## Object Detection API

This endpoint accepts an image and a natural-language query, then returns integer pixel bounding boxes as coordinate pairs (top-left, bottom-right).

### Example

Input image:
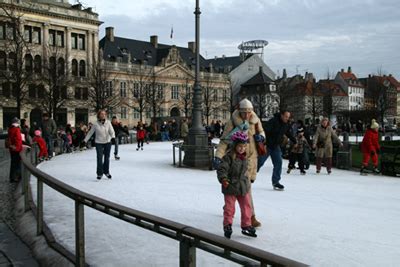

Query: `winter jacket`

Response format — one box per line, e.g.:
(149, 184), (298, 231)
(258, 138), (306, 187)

(84, 120), (115, 144)
(136, 129), (146, 140)
(361, 128), (380, 154)
(263, 113), (296, 148)
(313, 125), (341, 158)
(216, 110), (265, 182)
(217, 151), (250, 196)
(33, 136), (48, 157)
(112, 122), (127, 137)
(180, 122), (189, 138)
(290, 135), (309, 154)
(41, 118), (57, 137)
(8, 125), (23, 153)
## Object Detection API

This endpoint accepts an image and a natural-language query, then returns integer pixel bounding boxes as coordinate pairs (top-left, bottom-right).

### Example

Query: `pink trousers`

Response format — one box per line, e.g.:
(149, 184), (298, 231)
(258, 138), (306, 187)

(223, 193), (252, 228)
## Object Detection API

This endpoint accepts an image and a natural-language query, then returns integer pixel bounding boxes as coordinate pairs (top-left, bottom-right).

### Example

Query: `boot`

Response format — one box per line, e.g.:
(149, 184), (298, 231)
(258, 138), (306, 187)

(251, 215), (261, 227)
(241, 226), (257, 237)
(373, 167), (380, 174)
(224, 224), (232, 239)
(316, 157), (322, 174)
(326, 158), (333, 174)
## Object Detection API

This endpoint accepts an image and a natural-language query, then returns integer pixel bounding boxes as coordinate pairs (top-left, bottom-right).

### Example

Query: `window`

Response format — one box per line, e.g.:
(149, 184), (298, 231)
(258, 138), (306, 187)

(82, 87), (88, 100)
(49, 30), (56, 46)
(171, 85), (179, 100)
(133, 83), (139, 97)
(213, 89), (218, 102)
(0, 51), (6, 70)
(34, 55), (41, 74)
(6, 23), (15, 40)
(56, 31), (64, 47)
(33, 27), (41, 44)
(61, 86), (67, 99)
(72, 59), (78, 76)
(58, 58), (65, 75)
(25, 54), (33, 73)
(145, 108), (151, 119)
(121, 107), (127, 119)
(120, 81), (127, 97)
(37, 84), (45, 99)
(157, 84), (164, 99)
(222, 90), (227, 102)
(108, 107), (114, 120)
(8, 52), (16, 72)
(71, 33), (78, 49)
(49, 56), (57, 77)
(29, 84), (36, 98)
(49, 30), (64, 47)
(2, 82), (10, 97)
(24, 26), (31, 42)
(79, 60), (85, 77)
(223, 110), (228, 120)
(75, 87), (82, 99)
(133, 110), (140, 119)
(78, 35), (85, 50)
(105, 81), (113, 97)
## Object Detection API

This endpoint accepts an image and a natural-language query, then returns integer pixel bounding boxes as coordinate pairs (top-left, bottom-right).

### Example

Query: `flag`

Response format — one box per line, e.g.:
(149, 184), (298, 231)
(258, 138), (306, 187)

(170, 26), (173, 39)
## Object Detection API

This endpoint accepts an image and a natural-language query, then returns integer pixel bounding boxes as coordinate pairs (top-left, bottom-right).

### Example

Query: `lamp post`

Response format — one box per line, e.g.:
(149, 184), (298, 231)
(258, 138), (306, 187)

(183, 0), (209, 168)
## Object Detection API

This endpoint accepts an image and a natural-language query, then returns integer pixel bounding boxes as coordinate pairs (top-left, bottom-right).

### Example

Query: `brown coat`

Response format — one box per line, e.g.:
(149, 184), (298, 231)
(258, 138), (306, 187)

(216, 110), (265, 181)
(313, 125), (341, 158)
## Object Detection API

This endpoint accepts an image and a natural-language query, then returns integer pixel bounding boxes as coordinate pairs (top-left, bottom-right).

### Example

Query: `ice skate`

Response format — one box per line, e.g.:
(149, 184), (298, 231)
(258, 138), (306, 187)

(241, 226), (257, 237)
(224, 224), (232, 239)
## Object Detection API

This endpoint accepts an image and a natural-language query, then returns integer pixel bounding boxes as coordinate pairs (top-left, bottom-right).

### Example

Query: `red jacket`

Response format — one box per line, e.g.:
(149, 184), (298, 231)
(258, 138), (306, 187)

(361, 129), (380, 154)
(8, 126), (23, 153)
(136, 129), (146, 140)
(33, 136), (48, 157)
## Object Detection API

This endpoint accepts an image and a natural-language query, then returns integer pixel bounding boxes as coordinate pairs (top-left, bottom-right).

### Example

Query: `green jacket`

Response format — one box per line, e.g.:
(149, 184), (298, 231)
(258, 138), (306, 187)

(217, 152), (250, 196)
(41, 118), (57, 137)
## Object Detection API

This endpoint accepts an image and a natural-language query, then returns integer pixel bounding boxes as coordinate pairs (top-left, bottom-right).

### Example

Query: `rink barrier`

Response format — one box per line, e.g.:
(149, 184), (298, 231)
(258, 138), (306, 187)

(20, 146), (308, 267)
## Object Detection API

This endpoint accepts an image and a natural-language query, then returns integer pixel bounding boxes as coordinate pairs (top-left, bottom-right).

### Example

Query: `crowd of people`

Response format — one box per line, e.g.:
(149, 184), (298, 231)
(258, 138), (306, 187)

(5, 99), (384, 239)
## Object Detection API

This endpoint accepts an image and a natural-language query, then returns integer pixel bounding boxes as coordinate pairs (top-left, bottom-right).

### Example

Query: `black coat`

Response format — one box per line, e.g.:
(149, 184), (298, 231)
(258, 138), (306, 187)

(263, 113), (297, 148)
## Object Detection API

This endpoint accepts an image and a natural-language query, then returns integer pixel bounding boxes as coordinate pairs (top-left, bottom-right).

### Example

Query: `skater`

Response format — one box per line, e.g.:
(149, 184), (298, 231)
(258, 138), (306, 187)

(313, 118), (343, 174)
(215, 98), (265, 227)
(287, 127), (310, 175)
(41, 113), (57, 158)
(136, 126), (146, 151)
(257, 110), (297, 191)
(33, 130), (49, 161)
(7, 118), (23, 183)
(111, 116), (126, 160)
(217, 131), (257, 239)
(360, 119), (380, 174)
(160, 121), (169, 142)
(83, 110), (115, 180)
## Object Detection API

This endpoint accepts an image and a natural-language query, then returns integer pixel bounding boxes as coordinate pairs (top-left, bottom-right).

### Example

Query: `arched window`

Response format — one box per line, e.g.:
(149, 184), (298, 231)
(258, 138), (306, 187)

(79, 60), (85, 77)
(0, 51), (6, 70)
(25, 54), (33, 72)
(72, 59), (78, 76)
(57, 57), (65, 75)
(49, 56), (56, 77)
(8, 52), (16, 71)
(34, 55), (41, 74)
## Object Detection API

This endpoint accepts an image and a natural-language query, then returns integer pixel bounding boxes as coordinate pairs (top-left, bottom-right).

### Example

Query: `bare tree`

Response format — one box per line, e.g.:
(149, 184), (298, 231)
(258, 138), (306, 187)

(0, 5), (34, 118)
(127, 64), (151, 122)
(39, 46), (73, 118)
(145, 68), (166, 123)
(322, 69), (346, 119)
(202, 75), (218, 125)
(87, 53), (120, 112)
(179, 77), (193, 118)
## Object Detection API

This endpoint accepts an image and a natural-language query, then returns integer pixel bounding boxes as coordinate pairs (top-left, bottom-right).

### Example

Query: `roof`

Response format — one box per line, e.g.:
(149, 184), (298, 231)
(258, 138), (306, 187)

(294, 81), (324, 96)
(338, 71), (365, 88)
(99, 36), (208, 68)
(318, 80), (348, 96)
(241, 68), (274, 87)
(204, 55), (252, 73)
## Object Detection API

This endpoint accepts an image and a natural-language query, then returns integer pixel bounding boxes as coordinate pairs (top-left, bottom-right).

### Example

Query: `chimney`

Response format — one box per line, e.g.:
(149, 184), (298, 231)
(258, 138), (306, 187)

(188, 42), (196, 53)
(222, 54), (226, 59)
(341, 68), (344, 73)
(389, 74), (392, 77)
(106, 27), (114, 42)
(368, 74), (371, 78)
(150, 35), (158, 48)
(348, 66), (352, 73)
(259, 66), (263, 73)
(283, 68), (287, 79)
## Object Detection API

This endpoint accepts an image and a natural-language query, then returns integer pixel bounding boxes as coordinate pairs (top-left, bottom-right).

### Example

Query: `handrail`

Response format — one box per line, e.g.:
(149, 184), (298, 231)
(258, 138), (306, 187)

(20, 145), (308, 267)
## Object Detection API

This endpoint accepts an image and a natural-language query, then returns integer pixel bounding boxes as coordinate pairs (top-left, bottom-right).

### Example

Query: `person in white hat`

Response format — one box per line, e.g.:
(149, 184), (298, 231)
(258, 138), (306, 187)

(215, 98), (265, 227)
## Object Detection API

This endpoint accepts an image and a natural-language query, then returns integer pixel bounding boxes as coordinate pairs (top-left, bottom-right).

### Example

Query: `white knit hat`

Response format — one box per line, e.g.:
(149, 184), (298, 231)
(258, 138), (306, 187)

(370, 119), (379, 129)
(239, 98), (253, 112)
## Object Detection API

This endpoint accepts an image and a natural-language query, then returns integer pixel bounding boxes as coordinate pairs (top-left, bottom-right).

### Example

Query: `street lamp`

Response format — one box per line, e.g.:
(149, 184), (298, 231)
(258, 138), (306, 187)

(183, 0), (209, 168)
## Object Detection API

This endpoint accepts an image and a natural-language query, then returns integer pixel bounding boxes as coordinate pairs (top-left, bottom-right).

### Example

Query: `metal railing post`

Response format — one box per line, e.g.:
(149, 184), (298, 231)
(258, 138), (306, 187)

(22, 163), (30, 212)
(178, 145), (182, 167)
(37, 179), (43, 235)
(173, 144), (176, 166)
(180, 237), (196, 267)
(75, 201), (85, 267)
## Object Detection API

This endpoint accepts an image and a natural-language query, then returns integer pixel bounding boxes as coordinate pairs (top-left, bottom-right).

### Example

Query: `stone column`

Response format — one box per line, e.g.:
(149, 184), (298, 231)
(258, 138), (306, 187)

(65, 27), (72, 76)
(86, 31), (93, 78)
(42, 23), (49, 62)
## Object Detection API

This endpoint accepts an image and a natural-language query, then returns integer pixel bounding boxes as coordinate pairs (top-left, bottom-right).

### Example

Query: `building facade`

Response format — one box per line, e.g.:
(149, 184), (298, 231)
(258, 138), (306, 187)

(0, 0), (101, 129)
(334, 67), (365, 111)
(99, 27), (231, 127)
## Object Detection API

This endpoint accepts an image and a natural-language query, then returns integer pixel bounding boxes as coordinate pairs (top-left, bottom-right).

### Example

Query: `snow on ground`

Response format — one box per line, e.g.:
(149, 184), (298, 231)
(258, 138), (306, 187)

(30, 142), (400, 267)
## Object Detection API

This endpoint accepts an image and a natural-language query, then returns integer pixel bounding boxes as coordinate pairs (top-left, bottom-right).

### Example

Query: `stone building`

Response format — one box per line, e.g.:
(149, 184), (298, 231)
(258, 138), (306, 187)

(99, 27), (231, 127)
(0, 0), (101, 129)
(334, 67), (365, 111)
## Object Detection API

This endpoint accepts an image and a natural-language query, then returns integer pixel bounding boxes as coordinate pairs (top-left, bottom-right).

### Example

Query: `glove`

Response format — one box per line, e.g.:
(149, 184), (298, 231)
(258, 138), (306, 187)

(251, 179), (255, 184)
(371, 151), (376, 156)
(254, 134), (265, 143)
(213, 157), (222, 169)
(222, 179), (229, 188)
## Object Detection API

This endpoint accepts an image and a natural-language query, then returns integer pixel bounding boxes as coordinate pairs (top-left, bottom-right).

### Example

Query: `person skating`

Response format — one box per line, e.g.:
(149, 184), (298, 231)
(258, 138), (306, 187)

(83, 110), (115, 180)
(217, 131), (257, 239)
(258, 110), (297, 191)
(360, 119), (380, 175)
(313, 118), (343, 174)
(41, 113), (57, 158)
(215, 98), (265, 228)
(287, 128), (310, 175)
(111, 116), (126, 160)
(136, 126), (146, 151)
(33, 130), (49, 161)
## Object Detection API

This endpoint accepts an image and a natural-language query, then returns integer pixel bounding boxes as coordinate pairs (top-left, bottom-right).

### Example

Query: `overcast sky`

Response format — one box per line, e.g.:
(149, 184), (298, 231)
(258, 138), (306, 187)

(82, 0), (400, 79)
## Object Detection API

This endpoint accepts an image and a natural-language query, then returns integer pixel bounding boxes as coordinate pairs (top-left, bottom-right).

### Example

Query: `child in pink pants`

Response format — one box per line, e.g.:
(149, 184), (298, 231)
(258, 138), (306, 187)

(217, 131), (256, 239)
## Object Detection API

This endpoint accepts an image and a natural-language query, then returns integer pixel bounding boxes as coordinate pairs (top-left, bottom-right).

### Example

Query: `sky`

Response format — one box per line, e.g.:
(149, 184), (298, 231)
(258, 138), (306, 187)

(80, 0), (400, 80)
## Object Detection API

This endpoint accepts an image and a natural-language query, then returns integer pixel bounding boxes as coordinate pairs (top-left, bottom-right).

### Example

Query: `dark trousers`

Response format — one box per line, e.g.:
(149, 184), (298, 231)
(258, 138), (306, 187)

(9, 151), (21, 182)
(288, 153), (305, 171)
(44, 136), (53, 157)
(316, 157), (332, 171)
(257, 146), (283, 185)
(95, 143), (111, 176)
(137, 139), (144, 148)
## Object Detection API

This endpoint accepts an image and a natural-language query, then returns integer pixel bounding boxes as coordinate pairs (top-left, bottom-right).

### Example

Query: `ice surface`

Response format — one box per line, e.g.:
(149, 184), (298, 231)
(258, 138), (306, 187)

(30, 142), (400, 267)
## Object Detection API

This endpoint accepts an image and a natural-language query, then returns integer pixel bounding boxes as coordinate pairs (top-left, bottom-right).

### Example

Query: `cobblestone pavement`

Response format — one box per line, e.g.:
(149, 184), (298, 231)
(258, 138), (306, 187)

(0, 148), (15, 230)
